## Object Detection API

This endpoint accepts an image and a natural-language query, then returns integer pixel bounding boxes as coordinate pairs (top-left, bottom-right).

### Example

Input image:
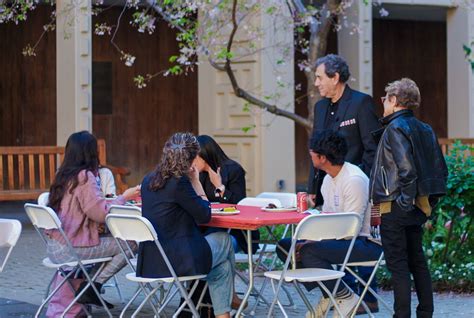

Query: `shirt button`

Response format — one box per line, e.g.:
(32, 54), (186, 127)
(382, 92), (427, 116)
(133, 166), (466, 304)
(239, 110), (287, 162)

(331, 112), (334, 115)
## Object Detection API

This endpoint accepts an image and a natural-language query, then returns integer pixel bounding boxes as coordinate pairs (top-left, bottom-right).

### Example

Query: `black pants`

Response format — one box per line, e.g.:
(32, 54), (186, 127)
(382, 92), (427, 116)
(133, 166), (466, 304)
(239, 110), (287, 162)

(276, 237), (382, 297)
(381, 202), (433, 318)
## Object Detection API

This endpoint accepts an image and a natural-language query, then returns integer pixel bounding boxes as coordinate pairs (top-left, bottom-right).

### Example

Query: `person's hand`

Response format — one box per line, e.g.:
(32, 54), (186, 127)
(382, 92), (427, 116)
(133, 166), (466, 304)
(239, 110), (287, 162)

(122, 185), (141, 201)
(188, 165), (200, 183)
(308, 194), (316, 208)
(208, 167), (223, 189)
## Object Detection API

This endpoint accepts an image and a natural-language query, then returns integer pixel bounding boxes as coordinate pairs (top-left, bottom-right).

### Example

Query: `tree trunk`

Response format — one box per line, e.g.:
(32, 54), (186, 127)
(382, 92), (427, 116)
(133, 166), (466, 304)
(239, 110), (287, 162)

(304, 0), (341, 137)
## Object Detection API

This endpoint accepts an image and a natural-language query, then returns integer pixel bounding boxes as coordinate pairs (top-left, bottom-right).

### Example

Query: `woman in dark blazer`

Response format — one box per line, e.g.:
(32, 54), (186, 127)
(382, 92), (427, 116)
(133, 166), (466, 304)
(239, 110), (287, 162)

(194, 135), (259, 254)
(136, 132), (234, 318)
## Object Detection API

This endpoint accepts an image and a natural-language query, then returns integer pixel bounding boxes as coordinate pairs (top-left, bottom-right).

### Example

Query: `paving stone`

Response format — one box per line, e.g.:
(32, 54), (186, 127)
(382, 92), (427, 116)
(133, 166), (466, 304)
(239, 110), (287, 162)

(1, 202), (473, 317)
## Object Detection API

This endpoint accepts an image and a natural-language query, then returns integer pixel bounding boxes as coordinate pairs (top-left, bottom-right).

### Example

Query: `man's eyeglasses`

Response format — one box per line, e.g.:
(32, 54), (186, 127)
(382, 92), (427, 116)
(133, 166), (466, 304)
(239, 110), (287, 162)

(381, 96), (387, 104)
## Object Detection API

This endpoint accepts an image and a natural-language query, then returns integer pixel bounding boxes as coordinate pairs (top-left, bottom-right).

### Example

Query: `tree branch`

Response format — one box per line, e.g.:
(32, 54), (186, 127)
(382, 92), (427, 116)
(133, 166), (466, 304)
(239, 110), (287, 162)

(219, 0), (311, 130)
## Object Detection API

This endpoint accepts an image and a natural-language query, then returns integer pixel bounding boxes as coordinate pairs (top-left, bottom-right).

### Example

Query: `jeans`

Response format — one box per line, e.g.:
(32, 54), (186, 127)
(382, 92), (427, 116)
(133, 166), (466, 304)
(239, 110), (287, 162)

(277, 237), (382, 298)
(381, 202), (433, 318)
(230, 235), (242, 253)
(343, 266), (378, 302)
(204, 232), (235, 316)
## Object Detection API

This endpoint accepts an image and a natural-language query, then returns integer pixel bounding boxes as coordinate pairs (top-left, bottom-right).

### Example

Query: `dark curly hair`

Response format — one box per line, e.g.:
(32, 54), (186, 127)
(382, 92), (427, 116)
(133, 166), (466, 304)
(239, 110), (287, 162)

(149, 132), (200, 190)
(49, 131), (99, 212)
(315, 54), (351, 83)
(309, 130), (348, 165)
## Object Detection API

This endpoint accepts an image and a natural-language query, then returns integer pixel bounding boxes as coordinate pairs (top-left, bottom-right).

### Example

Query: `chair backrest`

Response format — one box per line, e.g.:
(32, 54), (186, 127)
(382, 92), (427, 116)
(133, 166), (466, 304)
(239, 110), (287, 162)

(0, 219), (22, 272)
(106, 214), (157, 243)
(108, 205), (142, 216)
(238, 197), (282, 208)
(24, 203), (61, 230)
(295, 212), (361, 241)
(257, 192), (296, 208)
(37, 192), (50, 206)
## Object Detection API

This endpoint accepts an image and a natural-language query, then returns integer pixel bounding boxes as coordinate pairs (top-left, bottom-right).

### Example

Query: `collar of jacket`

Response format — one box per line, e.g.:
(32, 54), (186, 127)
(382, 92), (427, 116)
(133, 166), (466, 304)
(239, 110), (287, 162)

(379, 109), (414, 126)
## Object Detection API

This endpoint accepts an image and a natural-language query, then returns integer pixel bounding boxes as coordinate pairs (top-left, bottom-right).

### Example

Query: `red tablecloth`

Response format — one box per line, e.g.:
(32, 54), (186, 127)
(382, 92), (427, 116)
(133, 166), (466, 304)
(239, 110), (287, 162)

(204, 204), (307, 230)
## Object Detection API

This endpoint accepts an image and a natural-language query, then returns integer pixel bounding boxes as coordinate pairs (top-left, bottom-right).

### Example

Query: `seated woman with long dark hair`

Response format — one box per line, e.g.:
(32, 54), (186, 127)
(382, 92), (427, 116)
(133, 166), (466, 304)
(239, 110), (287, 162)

(47, 131), (140, 308)
(136, 132), (235, 318)
(194, 135), (259, 254)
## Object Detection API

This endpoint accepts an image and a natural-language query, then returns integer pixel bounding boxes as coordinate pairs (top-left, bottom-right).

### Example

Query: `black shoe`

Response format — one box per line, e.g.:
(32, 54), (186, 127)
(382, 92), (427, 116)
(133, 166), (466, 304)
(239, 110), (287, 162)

(355, 300), (379, 315)
(75, 281), (114, 309)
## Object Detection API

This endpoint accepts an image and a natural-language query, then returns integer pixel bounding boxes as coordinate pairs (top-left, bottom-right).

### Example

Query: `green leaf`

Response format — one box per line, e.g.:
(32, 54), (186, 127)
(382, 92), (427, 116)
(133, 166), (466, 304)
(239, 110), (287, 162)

(463, 44), (472, 57)
(241, 124), (256, 133)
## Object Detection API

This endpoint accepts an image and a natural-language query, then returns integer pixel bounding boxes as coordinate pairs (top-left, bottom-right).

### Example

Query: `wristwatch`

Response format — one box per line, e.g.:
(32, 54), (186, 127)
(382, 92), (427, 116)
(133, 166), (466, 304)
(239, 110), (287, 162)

(214, 185), (225, 197)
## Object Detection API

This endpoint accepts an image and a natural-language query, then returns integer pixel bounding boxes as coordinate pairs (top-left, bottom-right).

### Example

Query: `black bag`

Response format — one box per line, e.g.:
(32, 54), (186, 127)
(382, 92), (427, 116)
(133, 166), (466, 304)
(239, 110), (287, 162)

(177, 280), (215, 318)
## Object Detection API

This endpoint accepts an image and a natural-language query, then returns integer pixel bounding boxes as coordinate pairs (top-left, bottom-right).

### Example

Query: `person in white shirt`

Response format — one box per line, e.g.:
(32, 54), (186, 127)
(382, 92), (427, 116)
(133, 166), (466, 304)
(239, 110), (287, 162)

(98, 167), (116, 196)
(277, 130), (382, 318)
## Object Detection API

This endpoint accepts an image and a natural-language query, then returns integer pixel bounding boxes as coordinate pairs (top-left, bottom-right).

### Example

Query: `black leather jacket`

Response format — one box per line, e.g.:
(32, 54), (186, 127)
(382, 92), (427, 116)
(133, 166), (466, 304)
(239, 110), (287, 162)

(370, 110), (448, 211)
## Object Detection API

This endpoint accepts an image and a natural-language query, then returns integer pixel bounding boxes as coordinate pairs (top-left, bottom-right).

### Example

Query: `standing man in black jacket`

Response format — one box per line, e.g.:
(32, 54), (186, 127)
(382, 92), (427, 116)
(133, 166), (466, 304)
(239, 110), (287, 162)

(308, 54), (381, 207)
(371, 78), (448, 318)
(308, 54), (382, 313)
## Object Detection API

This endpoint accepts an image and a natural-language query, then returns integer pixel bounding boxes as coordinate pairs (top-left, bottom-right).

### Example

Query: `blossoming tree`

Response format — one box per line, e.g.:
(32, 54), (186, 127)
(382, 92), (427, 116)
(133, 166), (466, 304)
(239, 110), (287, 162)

(1, 0), (390, 132)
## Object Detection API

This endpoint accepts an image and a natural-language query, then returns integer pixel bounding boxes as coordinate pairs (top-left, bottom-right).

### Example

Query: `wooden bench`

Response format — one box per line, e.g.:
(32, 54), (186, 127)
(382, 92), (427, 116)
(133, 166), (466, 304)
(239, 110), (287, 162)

(0, 139), (130, 201)
(438, 138), (474, 155)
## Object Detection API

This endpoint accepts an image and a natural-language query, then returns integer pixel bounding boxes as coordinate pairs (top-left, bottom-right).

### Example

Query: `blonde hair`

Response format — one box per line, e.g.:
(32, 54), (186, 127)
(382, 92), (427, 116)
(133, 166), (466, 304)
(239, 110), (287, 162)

(149, 132), (200, 190)
(385, 78), (421, 109)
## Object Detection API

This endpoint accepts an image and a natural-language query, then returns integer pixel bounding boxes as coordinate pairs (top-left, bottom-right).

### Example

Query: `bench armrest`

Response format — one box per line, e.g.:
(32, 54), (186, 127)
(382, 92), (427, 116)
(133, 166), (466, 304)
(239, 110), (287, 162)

(103, 164), (130, 195)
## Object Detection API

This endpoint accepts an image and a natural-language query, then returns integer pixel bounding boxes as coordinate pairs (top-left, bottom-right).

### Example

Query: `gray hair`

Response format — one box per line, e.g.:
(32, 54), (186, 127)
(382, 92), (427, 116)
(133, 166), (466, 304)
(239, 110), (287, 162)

(385, 78), (421, 109)
(315, 54), (351, 83)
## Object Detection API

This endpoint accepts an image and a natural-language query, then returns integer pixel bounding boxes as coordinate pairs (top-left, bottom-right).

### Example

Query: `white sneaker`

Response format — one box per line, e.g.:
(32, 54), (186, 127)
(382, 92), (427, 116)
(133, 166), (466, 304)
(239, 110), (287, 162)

(332, 293), (359, 318)
(306, 297), (330, 318)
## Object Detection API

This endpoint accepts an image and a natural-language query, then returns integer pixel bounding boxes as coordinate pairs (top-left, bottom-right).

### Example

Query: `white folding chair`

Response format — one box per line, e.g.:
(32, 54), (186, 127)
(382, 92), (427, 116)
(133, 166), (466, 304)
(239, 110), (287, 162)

(345, 253), (393, 318)
(345, 204), (393, 317)
(0, 219), (22, 273)
(265, 212), (361, 318)
(238, 197), (282, 208)
(37, 191), (49, 206)
(37, 194), (126, 303)
(106, 214), (206, 318)
(109, 204), (142, 217)
(108, 204), (142, 261)
(24, 203), (114, 318)
(253, 193), (298, 310)
(235, 196), (283, 263)
(235, 197), (293, 314)
(257, 192), (296, 208)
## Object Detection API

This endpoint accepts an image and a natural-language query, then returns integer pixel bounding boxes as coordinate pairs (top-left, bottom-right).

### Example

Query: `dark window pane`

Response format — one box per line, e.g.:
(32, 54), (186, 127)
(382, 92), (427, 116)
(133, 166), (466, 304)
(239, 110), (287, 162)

(92, 62), (113, 115)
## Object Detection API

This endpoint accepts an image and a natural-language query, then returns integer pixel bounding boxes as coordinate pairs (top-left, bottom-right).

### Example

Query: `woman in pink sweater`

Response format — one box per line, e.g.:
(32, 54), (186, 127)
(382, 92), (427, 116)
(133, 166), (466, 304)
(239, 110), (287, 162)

(47, 131), (140, 308)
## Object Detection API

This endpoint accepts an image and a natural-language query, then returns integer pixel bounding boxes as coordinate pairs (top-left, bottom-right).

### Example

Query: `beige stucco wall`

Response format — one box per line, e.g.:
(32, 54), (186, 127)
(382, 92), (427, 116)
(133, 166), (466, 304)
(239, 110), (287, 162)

(56, 0), (92, 146)
(198, 7), (295, 196)
(338, 1), (373, 95)
(447, 6), (474, 137)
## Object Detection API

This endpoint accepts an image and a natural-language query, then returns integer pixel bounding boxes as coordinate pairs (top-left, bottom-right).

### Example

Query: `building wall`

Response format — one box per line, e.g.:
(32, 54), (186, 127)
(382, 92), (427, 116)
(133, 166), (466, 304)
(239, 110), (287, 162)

(91, 10), (199, 185)
(0, 7), (198, 186)
(373, 18), (448, 137)
(0, 6), (56, 146)
(199, 7), (295, 196)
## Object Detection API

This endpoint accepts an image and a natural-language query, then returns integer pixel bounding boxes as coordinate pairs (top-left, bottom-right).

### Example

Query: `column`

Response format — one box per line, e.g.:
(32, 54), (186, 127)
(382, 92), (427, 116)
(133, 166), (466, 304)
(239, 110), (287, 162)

(56, 0), (92, 145)
(337, 0), (373, 95)
(447, 6), (474, 137)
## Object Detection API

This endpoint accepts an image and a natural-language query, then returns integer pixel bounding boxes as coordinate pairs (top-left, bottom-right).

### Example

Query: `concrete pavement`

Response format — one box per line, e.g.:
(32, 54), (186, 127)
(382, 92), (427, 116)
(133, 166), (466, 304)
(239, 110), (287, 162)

(1, 201), (473, 317)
